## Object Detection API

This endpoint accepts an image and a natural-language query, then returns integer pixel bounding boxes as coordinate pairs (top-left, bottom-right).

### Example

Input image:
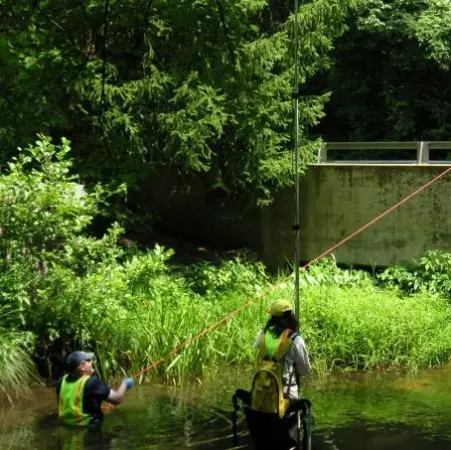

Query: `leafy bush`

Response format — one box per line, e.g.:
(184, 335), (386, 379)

(378, 250), (451, 297)
(299, 256), (373, 288)
(182, 254), (268, 298)
(0, 135), (125, 268)
(0, 136), (129, 378)
(0, 256), (40, 328)
(0, 136), (97, 260)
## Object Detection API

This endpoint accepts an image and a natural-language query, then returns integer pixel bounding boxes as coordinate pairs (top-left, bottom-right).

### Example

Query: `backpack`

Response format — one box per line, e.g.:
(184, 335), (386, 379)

(250, 328), (297, 418)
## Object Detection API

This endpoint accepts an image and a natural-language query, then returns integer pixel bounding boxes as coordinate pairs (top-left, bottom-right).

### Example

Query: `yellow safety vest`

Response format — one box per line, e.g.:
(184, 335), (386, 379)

(58, 375), (91, 427)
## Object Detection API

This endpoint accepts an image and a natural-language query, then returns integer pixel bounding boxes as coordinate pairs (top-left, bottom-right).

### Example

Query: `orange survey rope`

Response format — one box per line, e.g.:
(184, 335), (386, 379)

(131, 164), (451, 380)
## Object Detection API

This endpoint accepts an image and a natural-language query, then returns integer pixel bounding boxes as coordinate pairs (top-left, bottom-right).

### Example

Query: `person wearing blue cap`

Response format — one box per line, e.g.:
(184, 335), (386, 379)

(56, 351), (134, 427)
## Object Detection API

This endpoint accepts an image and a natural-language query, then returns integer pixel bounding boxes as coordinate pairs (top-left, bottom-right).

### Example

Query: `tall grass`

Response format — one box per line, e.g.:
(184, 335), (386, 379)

(34, 251), (451, 383)
(0, 309), (38, 405)
(118, 279), (451, 380)
(34, 250), (269, 383)
(287, 285), (451, 372)
(4, 246), (451, 388)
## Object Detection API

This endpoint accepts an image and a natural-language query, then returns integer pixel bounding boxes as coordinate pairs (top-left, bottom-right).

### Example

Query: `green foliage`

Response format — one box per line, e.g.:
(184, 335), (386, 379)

(414, 0), (451, 69)
(299, 256), (373, 288)
(183, 255), (268, 297)
(7, 243), (268, 383)
(292, 256), (451, 372)
(378, 250), (451, 297)
(60, 223), (127, 276)
(0, 0), (353, 206)
(158, 73), (230, 172)
(0, 136), (97, 259)
(5, 0), (451, 210)
(0, 257), (40, 328)
(31, 248), (451, 381)
(0, 135), (125, 269)
(0, 138), (272, 382)
(301, 286), (451, 372)
(316, 0), (451, 142)
(0, 135), (128, 382)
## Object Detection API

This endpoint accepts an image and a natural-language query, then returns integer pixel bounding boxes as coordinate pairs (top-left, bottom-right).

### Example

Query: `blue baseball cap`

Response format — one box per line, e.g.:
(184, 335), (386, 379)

(66, 351), (95, 370)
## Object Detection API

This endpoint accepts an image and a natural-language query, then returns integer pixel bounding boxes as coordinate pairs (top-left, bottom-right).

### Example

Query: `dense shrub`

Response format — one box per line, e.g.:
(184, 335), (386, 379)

(378, 250), (451, 297)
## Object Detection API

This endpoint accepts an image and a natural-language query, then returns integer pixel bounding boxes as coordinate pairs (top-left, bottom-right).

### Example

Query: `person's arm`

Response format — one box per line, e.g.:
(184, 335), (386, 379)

(293, 336), (311, 377)
(107, 378), (133, 405)
(254, 331), (263, 349)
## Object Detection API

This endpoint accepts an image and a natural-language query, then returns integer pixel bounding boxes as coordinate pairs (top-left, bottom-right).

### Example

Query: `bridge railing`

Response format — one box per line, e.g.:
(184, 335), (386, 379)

(317, 141), (451, 164)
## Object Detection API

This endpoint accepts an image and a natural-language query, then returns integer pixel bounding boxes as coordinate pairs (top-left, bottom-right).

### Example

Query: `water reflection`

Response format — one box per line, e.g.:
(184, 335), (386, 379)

(2, 367), (451, 449)
(315, 422), (451, 450)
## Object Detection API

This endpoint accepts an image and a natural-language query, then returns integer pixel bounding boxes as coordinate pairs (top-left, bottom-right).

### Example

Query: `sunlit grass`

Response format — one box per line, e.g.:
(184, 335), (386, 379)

(87, 258), (451, 383)
(0, 310), (39, 406)
(3, 249), (451, 388)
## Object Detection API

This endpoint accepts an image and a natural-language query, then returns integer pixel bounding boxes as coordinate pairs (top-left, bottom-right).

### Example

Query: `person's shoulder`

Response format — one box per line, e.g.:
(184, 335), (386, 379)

(86, 375), (110, 390)
(290, 332), (306, 346)
(86, 375), (105, 385)
(85, 375), (111, 399)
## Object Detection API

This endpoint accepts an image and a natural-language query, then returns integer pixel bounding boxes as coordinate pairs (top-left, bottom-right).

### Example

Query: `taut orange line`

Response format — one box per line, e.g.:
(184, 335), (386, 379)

(133, 165), (451, 379)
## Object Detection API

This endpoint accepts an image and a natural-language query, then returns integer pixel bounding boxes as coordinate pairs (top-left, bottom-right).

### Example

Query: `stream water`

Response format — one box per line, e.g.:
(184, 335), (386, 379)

(1, 366), (451, 449)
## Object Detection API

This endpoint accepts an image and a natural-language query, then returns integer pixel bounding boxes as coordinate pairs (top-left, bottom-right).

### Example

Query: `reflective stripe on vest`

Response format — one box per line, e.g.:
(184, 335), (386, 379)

(58, 375), (91, 427)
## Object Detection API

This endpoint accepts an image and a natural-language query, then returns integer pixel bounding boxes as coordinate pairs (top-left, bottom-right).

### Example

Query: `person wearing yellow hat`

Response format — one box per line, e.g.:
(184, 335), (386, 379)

(231, 300), (311, 449)
(260, 299), (311, 401)
(266, 299), (296, 318)
(241, 300), (311, 449)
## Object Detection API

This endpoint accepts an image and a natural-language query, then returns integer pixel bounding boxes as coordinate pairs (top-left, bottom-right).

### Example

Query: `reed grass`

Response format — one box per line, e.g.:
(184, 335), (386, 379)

(4, 249), (451, 388)
(68, 256), (451, 382)
(0, 317), (38, 406)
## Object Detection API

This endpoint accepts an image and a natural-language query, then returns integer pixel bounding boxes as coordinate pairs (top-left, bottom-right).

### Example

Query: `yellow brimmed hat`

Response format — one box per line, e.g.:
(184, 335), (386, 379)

(267, 300), (293, 317)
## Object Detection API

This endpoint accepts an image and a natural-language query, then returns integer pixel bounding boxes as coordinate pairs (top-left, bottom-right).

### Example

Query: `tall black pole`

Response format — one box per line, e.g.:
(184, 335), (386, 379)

(294, 0), (300, 329)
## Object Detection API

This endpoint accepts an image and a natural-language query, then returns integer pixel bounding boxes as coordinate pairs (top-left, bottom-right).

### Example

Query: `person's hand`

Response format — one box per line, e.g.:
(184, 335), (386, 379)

(101, 402), (116, 414)
(123, 377), (134, 390)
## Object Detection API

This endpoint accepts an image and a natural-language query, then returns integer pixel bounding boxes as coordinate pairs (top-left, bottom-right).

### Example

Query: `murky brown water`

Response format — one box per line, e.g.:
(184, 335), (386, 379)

(2, 366), (451, 449)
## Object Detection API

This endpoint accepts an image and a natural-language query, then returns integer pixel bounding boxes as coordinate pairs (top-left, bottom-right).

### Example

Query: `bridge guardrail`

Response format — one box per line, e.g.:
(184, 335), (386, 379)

(317, 141), (451, 164)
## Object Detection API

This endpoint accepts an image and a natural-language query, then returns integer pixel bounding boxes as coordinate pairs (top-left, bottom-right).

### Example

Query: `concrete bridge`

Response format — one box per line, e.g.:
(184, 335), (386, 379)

(149, 142), (451, 269)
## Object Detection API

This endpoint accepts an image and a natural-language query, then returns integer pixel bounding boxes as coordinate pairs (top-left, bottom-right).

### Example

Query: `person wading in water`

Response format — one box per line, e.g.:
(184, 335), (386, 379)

(242, 299), (311, 449)
(257, 299), (311, 404)
(56, 351), (133, 427)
